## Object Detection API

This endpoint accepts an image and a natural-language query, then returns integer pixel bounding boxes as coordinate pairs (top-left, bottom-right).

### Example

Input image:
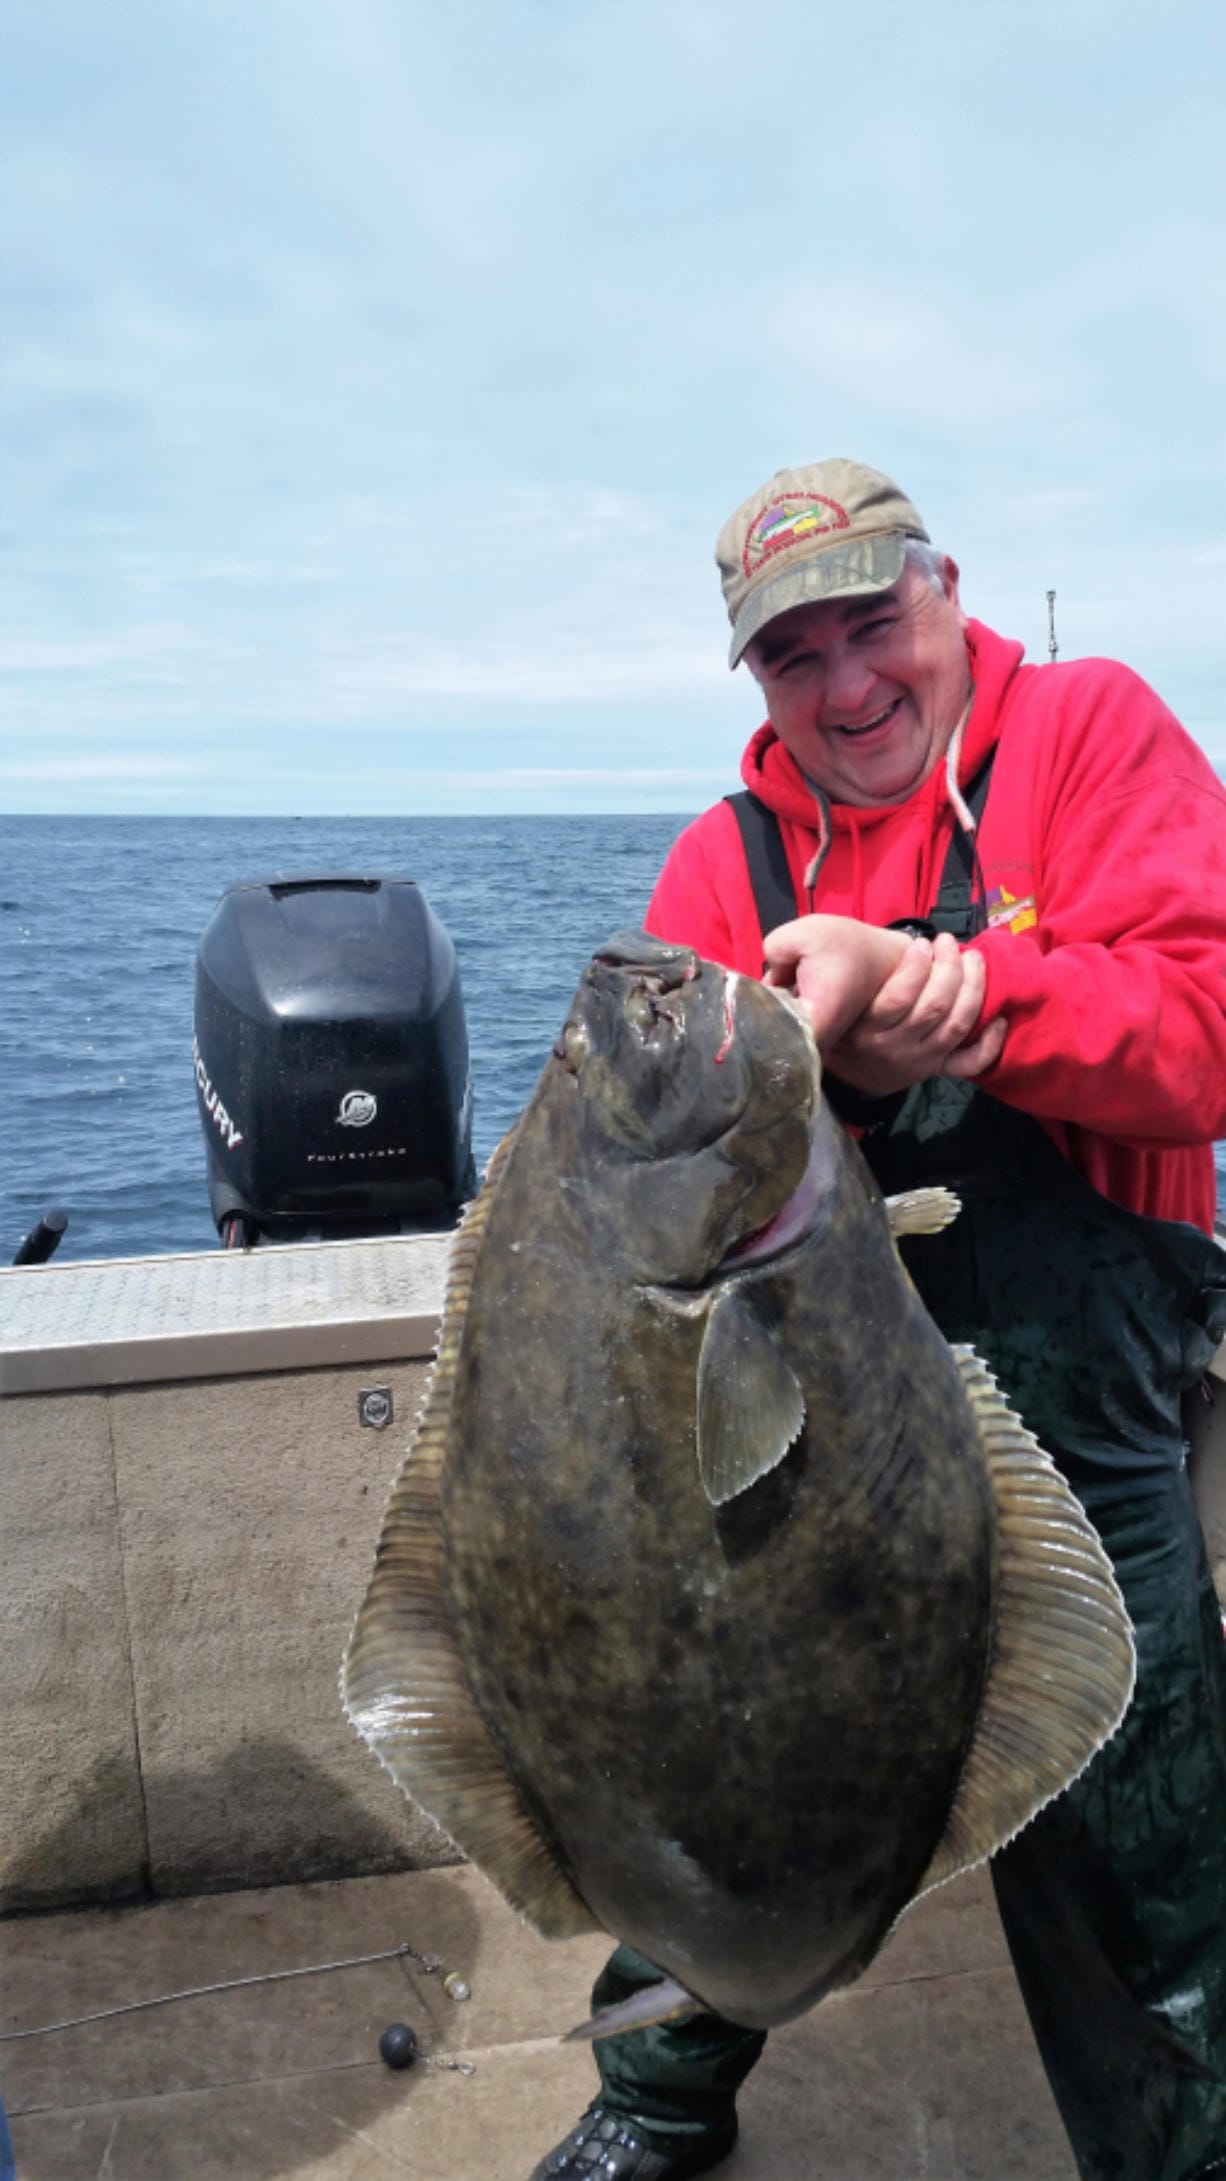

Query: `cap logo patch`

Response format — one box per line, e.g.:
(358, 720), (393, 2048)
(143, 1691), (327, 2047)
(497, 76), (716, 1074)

(743, 494), (849, 577)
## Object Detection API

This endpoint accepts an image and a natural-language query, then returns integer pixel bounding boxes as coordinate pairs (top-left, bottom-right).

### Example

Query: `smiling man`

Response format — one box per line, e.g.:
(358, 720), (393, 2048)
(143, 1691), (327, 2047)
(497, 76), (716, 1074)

(528, 462), (1226, 2181)
(734, 551), (971, 812)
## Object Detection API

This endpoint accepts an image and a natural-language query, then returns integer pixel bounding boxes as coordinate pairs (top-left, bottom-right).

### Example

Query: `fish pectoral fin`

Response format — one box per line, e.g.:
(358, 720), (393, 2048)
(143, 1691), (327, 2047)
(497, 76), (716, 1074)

(563, 1976), (702, 2043)
(885, 1187), (961, 1236)
(914, 1347), (1136, 1899)
(697, 1289), (805, 1506)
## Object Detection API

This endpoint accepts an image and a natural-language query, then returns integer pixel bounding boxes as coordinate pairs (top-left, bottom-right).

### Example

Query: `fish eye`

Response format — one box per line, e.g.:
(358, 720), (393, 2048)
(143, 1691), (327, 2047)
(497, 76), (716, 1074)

(626, 981), (682, 1041)
(553, 1020), (590, 1072)
(626, 989), (657, 1038)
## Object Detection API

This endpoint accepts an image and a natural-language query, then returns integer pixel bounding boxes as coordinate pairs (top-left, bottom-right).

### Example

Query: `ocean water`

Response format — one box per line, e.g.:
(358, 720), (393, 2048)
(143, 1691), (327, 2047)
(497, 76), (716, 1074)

(0, 814), (692, 1263)
(2, 813), (1224, 1265)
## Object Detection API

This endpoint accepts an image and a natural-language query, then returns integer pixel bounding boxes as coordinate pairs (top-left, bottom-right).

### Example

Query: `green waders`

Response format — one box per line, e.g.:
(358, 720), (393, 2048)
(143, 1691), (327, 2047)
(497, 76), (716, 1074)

(871, 1081), (1226, 2181)
(594, 809), (1226, 2178)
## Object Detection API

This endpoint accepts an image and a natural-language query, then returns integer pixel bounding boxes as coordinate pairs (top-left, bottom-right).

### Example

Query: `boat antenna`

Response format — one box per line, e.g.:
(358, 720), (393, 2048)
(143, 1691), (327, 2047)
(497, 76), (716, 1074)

(1046, 588), (1059, 664)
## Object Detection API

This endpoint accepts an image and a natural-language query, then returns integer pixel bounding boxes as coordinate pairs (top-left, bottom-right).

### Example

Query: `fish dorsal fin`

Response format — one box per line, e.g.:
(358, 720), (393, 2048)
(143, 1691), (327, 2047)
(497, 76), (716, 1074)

(885, 1187), (961, 1237)
(341, 1125), (601, 1941)
(697, 1287), (806, 1506)
(916, 1348), (1136, 1898)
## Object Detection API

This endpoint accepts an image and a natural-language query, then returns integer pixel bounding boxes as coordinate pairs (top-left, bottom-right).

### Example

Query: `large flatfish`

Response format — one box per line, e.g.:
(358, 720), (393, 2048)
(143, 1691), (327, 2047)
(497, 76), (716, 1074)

(342, 933), (1134, 2031)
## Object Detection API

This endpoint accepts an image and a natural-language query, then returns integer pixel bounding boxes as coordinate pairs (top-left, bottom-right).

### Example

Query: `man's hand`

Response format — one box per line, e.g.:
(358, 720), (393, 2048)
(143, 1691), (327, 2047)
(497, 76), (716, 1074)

(762, 917), (1006, 1095)
(825, 929), (1006, 1093)
(762, 914), (913, 1043)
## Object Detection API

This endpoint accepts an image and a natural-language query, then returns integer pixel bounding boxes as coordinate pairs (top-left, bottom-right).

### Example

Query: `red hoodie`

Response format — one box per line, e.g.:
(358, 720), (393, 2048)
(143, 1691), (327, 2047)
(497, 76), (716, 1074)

(647, 620), (1226, 1235)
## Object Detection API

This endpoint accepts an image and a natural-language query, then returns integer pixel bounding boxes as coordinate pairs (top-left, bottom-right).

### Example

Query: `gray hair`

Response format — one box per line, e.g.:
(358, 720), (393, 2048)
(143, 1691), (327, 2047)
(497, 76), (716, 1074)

(904, 538), (947, 592)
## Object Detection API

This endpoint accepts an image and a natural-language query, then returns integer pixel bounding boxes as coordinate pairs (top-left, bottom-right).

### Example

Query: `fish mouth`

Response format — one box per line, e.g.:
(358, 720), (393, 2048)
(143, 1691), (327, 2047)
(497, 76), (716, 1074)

(590, 933), (699, 991)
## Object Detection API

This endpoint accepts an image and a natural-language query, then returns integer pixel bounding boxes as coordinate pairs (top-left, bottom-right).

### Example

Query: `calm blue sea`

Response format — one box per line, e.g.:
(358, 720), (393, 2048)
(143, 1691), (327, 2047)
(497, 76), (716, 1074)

(0, 814), (692, 1263)
(2, 813), (1224, 1264)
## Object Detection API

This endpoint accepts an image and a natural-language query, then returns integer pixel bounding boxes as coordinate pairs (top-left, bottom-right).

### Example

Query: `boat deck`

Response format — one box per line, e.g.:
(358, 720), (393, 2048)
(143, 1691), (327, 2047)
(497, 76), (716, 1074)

(2, 1861), (1075, 2180)
(6, 1234), (1218, 2178)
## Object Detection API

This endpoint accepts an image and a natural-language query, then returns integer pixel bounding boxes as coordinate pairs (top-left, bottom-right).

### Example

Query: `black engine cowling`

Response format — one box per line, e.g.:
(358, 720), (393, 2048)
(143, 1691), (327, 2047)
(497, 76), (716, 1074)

(194, 875), (475, 1244)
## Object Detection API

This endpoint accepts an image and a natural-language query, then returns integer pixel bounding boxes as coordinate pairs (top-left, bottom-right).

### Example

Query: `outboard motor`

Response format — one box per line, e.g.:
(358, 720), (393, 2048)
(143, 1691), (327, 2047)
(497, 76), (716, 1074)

(193, 875), (475, 1246)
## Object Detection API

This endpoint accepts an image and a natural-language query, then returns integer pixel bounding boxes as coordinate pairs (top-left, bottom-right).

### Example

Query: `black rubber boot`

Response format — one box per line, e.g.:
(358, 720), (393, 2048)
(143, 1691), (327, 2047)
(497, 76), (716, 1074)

(528, 2103), (736, 2179)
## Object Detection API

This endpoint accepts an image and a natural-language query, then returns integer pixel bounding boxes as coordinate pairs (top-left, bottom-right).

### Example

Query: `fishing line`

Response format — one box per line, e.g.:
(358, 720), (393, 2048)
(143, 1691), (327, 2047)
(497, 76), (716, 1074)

(0, 1940), (471, 2049)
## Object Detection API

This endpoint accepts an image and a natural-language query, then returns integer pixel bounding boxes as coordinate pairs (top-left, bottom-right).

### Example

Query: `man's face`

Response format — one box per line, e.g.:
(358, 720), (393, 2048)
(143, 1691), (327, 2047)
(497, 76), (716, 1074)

(744, 558), (970, 808)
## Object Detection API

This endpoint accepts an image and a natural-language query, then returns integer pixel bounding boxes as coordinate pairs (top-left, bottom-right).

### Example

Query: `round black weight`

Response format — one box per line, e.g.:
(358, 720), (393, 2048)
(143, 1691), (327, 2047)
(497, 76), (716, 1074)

(379, 2021), (419, 2069)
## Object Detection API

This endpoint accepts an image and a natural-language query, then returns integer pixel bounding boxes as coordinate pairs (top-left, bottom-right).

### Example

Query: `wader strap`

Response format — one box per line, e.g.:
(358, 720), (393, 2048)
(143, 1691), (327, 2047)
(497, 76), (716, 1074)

(928, 753), (995, 938)
(724, 789), (797, 941)
(726, 752), (998, 947)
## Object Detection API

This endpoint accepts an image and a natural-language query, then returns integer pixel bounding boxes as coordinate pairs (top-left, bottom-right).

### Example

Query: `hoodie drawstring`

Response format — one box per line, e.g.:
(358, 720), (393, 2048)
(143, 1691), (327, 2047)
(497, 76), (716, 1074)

(848, 813), (866, 921)
(943, 690), (989, 936)
(800, 687), (986, 932)
(944, 693), (977, 837)
(802, 785), (833, 907)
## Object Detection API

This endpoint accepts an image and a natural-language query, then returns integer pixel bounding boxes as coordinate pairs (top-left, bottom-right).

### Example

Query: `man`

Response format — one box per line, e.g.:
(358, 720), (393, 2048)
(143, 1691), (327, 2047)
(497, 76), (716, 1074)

(529, 461), (1226, 2181)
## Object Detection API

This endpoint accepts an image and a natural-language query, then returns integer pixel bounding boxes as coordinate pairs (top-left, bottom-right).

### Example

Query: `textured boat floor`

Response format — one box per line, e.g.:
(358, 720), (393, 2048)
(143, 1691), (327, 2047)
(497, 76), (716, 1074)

(0, 1861), (1075, 2180)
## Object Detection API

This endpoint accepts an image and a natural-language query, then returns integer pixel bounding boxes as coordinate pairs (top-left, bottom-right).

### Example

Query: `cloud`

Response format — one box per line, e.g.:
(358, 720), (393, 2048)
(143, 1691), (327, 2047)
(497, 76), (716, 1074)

(3, 753), (207, 780)
(321, 641), (725, 706)
(769, 285), (1080, 438)
(321, 764), (713, 793)
(1, 0), (1223, 811)
(0, 626), (197, 673)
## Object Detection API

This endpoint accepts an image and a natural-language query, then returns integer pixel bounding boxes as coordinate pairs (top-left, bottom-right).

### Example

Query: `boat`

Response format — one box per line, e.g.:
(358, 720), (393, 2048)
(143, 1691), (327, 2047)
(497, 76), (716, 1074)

(1, 877), (1223, 2177)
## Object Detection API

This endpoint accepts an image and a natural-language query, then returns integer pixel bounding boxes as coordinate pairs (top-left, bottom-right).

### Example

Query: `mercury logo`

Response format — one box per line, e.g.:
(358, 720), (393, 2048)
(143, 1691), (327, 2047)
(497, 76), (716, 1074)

(193, 1034), (244, 1152)
(338, 1089), (377, 1128)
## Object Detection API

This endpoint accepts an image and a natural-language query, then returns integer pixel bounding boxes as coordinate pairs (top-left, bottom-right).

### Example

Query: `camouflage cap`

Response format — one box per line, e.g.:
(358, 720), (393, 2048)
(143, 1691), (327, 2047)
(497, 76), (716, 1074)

(717, 458), (929, 667)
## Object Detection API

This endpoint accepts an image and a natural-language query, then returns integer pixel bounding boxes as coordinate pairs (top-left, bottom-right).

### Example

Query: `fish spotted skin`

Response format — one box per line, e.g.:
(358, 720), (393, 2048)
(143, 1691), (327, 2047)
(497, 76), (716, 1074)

(344, 933), (1134, 2035)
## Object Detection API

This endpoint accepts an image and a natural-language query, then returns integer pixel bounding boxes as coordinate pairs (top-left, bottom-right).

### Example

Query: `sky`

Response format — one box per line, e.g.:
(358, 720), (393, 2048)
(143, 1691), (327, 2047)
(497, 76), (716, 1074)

(1, 0), (1224, 815)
